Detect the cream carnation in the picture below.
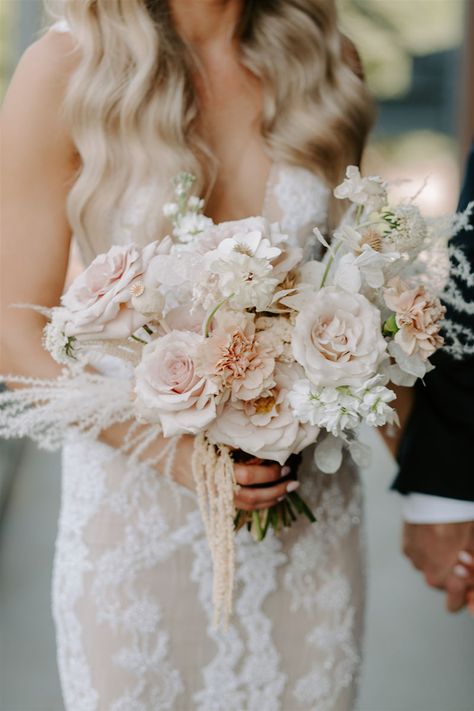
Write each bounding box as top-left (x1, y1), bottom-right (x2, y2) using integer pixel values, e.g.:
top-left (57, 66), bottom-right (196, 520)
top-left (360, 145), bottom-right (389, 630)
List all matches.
top-left (292, 287), bottom-right (387, 387)
top-left (384, 277), bottom-right (445, 360)
top-left (135, 331), bottom-right (217, 436)
top-left (195, 312), bottom-right (280, 400)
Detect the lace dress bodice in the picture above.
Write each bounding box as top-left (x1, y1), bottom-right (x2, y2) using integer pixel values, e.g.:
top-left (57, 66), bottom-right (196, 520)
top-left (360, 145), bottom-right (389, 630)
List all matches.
top-left (103, 162), bottom-right (331, 259)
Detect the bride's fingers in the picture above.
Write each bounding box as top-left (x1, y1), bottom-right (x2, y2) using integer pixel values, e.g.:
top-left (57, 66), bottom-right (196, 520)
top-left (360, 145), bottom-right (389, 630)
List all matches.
top-left (234, 462), bottom-right (282, 486)
top-left (235, 479), bottom-right (299, 510)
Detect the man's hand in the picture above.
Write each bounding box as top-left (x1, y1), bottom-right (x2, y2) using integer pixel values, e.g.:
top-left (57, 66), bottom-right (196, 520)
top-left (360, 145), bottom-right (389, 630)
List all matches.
top-left (402, 521), bottom-right (474, 612)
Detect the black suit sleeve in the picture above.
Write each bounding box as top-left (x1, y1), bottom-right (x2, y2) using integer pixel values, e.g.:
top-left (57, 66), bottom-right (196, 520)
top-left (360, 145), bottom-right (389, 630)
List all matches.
top-left (392, 143), bottom-right (474, 502)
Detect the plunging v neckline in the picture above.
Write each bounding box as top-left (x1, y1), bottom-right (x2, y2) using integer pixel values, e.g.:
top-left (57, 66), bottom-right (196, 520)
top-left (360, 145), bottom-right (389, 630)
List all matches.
top-left (204, 161), bottom-right (276, 225)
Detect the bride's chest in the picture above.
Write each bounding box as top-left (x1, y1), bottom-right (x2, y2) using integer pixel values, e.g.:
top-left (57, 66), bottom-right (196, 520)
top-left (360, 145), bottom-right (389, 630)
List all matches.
top-left (114, 163), bottom-right (331, 260)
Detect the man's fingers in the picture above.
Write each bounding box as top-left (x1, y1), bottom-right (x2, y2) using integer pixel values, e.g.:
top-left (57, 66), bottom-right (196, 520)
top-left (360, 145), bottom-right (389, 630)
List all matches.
top-left (445, 573), bottom-right (468, 613)
top-left (454, 551), bottom-right (474, 585)
top-left (466, 589), bottom-right (474, 616)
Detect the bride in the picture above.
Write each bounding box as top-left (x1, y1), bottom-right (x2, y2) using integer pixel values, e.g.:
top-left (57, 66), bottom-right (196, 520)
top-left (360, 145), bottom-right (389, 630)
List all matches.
top-left (1, 1), bottom-right (375, 709)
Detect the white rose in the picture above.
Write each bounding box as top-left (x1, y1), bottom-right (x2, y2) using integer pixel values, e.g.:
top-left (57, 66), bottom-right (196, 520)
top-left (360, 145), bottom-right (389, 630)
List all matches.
top-left (292, 286), bottom-right (387, 387)
top-left (135, 331), bottom-right (217, 437)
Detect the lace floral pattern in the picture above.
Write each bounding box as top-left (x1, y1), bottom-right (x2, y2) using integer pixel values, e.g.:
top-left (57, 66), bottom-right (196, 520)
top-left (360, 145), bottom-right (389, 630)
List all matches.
top-left (53, 161), bottom-right (365, 711)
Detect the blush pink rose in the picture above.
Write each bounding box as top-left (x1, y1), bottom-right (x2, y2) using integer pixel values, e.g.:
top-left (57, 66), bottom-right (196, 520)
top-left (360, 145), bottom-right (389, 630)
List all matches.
top-left (292, 286), bottom-right (387, 387)
top-left (61, 240), bottom-right (169, 340)
top-left (134, 330), bottom-right (217, 437)
top-left (384, 277), bottom-right (445, 359)
top-left (206, 362), bottom-right (319, 464)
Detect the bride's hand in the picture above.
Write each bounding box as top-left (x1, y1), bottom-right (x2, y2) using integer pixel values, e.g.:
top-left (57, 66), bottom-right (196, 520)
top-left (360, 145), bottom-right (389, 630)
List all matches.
top-left (233, 460), bottom-right (299, 511)
top-left (172, 438), bottom-right (301, 510)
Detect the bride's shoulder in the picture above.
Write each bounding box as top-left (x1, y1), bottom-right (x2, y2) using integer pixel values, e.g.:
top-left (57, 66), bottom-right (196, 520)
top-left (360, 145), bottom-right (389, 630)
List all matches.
top-left (1, 22), bottom-right (80, 164)
top-left (3, 21), bottom-right (80, 109)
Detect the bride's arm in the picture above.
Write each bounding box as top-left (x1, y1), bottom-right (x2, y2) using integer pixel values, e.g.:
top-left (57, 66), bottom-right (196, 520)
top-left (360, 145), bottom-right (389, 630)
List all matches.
top-left (0, 32), bottom-right (200, 488)
top-left (1, 30), bottom-right (76, 381)
top-left (0, 31), bottom-right (291, 508)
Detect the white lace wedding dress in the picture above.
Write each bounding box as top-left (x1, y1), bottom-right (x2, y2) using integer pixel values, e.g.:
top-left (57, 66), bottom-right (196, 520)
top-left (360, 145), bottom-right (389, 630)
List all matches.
top-left (52, 159), bottom-right (366, 711)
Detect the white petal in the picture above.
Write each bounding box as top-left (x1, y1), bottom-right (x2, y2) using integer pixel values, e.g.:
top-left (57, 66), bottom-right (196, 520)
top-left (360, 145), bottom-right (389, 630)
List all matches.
top-left (314, 434), bottom-right (344, 474)
top-left (348, 440), bottom-right (372, 468)
top-left (334, 255), bottom-right (361, 293)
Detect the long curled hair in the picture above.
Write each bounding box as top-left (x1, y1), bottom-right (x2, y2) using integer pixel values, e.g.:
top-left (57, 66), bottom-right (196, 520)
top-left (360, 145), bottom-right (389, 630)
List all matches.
top-left (44, 0), bottom-right (375, 264)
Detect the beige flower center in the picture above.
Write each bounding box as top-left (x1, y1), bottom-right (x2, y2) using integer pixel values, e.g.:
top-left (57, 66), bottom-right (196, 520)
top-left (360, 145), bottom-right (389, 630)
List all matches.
top-left (253, 395), bottom-right (276, 414)
top-left (359, 229), bottom-right (382, 252)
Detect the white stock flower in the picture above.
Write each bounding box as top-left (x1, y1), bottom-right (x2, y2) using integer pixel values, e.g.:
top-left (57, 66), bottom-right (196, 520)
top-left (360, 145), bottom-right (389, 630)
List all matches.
top-left (163, 202), bottom-right (179, 218)
top-left (187, 195), bottom-right (205, 211)
top-left (289, 380), bottom-right (360, 437)
top-left (173, 213), bottom-right (213, 244)
top-left (334, 166), bottom-right (387, 212)
top-left (43, 310), bottom-right (79, 364)
top-left (289, 373), bottom-right (398, 437)
top-left (354, 375), bottom-right (398, 427)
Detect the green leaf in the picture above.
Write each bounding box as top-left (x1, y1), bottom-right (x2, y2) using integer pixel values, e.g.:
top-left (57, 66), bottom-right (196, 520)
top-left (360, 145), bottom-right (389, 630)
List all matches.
top-left (383, 313), bottom-right (399, 337)
top-left (289, 492), bottom-right (317, 523)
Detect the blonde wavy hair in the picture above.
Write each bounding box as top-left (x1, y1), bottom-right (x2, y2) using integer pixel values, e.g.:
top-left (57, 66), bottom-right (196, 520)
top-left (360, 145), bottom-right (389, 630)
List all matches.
top-left (44, 0), bottom-right (375, 264)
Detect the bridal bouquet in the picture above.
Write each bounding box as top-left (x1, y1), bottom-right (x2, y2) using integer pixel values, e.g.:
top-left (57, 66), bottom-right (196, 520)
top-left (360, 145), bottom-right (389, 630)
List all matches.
top-left (1, 169), bottom-right (471, 627)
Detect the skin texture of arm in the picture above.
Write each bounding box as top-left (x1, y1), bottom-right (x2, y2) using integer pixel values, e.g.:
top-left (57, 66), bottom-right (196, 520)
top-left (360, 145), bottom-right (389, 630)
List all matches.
top-left (0, 29), bottom-right (291, 507)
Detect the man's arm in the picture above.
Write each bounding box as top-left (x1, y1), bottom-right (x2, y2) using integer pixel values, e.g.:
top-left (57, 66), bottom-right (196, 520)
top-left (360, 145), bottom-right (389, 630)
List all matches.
top-left (393, 143), bottom-right (474, 611)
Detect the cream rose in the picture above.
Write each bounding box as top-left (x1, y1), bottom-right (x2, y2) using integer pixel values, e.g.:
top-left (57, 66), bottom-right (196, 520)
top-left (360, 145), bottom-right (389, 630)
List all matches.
top-left (134, 330), bottom-right (217, 437)
top-left (61, 241), bottom-right (165, 340)
top-left (206, 363), bottom-right (319, 464)
top-left (292, 287), bottom-right (387, 387)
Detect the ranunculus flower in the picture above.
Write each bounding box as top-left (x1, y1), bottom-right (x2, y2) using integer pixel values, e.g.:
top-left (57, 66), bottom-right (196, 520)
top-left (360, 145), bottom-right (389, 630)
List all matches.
top-left (195, 311), bottom-right (280, 400)
top-left (384, 277), bottom-right (445, 360)
top-left (292, 287), bottom-right (387, 387)
top-left (134, 330), bottom-right (217, 436)
top-left (206, 363), bottom-right (319, 464)
top-left (61, 241), bottom-right (166, 340)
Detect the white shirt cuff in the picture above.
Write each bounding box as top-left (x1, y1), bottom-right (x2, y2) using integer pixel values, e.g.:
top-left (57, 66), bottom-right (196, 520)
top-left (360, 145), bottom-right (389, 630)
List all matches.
top-left (402, 494), bottom-right (474, 524)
